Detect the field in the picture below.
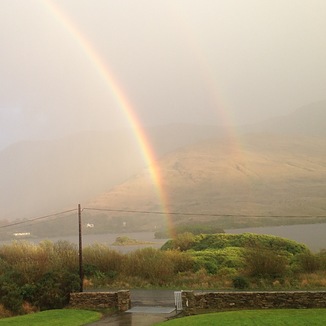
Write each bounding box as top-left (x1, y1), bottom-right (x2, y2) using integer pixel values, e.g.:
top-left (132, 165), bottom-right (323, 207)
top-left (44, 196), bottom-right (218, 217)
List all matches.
top-left (0, 309), bottom-right (101, 325)
top-left (157, 309), bottom-right (326, 325)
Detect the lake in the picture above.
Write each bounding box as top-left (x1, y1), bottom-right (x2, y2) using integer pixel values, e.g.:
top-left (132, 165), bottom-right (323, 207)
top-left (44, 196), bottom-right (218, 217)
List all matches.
top-left (5, 232), bottom-right (168, 254)
top-left (3, 224), bottom-right (326, 252)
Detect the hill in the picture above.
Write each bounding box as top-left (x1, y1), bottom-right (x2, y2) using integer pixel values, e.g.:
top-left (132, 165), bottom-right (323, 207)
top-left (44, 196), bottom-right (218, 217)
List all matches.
top-left (0, 125), bottom-right (222, 220)
top-left (242, 101), bottom-right (326, 137)
top-left (0, 130), bottom-right (143, 219)
top-left (0, 101), bottom-right (325, 222)
top-left (87, 133), bottom-right (326, 231)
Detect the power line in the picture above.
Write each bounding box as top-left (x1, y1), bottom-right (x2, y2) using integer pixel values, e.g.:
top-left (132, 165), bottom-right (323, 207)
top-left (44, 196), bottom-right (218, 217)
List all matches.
top-left (0, 208), bottom-right (77, 230)
top-left (1, 206), bottom-right (325, 231)
top-left (83, 207), bottom-right (326, 219)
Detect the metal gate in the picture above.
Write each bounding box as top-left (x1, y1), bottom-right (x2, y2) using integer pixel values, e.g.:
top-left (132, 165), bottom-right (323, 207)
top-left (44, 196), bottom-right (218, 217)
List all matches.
top-left (174, 291), bottom-right (183, 311)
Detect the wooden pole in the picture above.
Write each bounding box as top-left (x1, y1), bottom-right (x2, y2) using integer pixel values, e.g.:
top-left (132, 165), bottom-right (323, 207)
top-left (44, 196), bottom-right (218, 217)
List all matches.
top-left (78, 204), bottom-right (83, 292)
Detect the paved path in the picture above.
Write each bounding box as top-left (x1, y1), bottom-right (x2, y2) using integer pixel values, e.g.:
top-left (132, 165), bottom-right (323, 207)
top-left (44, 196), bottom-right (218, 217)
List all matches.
top-left (85, 290), bottom-right (180, 326)
top-left (130, 289), bottom-right (176, 307)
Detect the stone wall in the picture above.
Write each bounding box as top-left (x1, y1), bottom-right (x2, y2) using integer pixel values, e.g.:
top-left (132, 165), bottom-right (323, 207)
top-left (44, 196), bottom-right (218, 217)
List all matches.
top-left (181, 291), bottom-right (326, 314)
top-left (69, 290), bottom-right (130, 311)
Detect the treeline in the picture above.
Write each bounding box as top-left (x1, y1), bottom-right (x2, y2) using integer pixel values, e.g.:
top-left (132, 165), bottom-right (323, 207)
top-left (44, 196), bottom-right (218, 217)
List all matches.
top-left (154, 224), bottom-right (225, 238)
top-left (0, 234), bottom-right (326, 317)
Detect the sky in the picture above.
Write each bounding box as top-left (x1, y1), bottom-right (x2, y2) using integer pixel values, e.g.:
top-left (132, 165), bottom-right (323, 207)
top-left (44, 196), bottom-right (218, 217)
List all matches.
top-left (1, 0), bottom-right (326, 150)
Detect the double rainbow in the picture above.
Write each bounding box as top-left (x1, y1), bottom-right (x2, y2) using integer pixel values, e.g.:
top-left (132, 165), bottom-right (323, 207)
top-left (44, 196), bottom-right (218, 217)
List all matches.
top-left (42, 1), bottom-right (174, 235)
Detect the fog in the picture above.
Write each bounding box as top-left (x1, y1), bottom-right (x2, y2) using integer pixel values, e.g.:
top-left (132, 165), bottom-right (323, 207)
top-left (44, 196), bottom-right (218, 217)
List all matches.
top-left (1, 0), bottom-right (326, 150)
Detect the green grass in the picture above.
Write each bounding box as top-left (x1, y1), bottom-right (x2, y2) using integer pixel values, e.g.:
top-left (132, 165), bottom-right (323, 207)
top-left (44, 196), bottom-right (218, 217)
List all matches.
top-left (0, 309), bottom-right (101, 326)
top-left (156, 309), bottom-right (326, 325)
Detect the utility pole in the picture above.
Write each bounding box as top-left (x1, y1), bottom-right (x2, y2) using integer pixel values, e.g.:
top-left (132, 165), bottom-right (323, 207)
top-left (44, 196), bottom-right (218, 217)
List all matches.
top-left (78, 204), bottom-right (83, 292)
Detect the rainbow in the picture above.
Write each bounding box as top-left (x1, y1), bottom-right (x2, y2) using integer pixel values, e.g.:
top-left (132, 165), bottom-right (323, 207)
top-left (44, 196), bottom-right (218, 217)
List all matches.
top-left (168, 2), bottom-right (240, 148)
top-left (41, 0), bottom-right (175, 236)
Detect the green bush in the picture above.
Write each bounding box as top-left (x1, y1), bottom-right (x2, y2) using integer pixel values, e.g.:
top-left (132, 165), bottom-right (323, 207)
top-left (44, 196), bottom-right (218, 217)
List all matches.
top-left (83, 243), bottom-right (124, 276)
top-left (189, 233), bottom-right (308, 255)
top-left (188, 247), bottom-right (245, 275)
top-left (0, 274), bottom-right (23, 314)
top-left (316, 250), bottom-right (326, 270)
top-left (295, 252), bottom-right (320, 273)
top-left (124, 248), bottom-right (174, 284)
top-left (31, 270), bottom-right (80, 310)
top-left (192, 251), bottom-right (219, 274)
top-left (51, 241), bottom-right (79, 273)
top-left (0, 242), bottom-right (49, 283)
top-left (232, 276), bottom-right (249, 289)
top-left (173, 232), bottom-right (196, 251)
top-left (161, 232), bottom-right (196, 251)
top-left (164, 250), bottom-right (195, 273)
top-left (161, 239), bottom-right (174, 250)
top-left (244, 248), bottom-right (288, 279)
top-left (0, 241), bottom-right (80, 312)
top-left (212, 247), bottom-right (245, 269)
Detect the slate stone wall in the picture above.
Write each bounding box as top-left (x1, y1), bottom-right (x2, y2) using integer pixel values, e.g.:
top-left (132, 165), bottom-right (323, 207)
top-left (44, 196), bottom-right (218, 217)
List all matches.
top-left (181, 291), bottom-right (326, 314)
top-left (69, 290), bottom-right (130, 311)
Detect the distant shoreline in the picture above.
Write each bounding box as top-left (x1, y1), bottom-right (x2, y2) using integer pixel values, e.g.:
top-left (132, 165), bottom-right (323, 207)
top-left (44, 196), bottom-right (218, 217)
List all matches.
top-left (1, 224), bottom-right (325, 253)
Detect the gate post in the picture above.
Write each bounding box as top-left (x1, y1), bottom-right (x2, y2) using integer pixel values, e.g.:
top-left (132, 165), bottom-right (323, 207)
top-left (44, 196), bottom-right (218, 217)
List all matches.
top-left (174, 291), bottom-right (183, 311)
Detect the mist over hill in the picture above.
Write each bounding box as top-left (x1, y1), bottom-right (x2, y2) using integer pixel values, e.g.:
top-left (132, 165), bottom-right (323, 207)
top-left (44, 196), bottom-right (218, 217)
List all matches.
top-left (87, 102), bottom-right (326, 230)
top-left (0, 101), bottom-right (325, 222)
top-left (0, 124), bottom-right (222, 220)
top-left (242, 101), bottom-right (326, 137)
top-left (87, 133), bottom-right (326, 229)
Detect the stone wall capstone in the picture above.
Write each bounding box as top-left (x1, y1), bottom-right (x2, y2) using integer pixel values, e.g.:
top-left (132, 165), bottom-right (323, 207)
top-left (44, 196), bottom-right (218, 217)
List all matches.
top-left (69, 290), bottom-right (130, 311)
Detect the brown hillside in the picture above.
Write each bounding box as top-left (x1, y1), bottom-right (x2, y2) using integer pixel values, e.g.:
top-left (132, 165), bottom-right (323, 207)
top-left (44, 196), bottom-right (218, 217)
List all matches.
top-left (87, 133), bottom-right (326, 228)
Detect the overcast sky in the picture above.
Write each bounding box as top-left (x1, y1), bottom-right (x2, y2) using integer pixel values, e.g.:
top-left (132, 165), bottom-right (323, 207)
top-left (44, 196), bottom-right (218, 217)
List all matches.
top-left (1, 0), bottom-right (326, 149)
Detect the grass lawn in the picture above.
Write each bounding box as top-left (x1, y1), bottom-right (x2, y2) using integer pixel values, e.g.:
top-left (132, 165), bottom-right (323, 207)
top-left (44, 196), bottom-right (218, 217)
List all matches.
top-left (0, 309), bottom-right (102, 326)
top-left (156, 309), bottom-right (326, 325)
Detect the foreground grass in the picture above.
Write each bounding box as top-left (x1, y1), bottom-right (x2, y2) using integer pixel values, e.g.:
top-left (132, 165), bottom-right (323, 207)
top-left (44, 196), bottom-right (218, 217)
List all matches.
top-left (157, 309), bottom-right (326, 325)
top-left (0, 309), bottom-right (101, 326)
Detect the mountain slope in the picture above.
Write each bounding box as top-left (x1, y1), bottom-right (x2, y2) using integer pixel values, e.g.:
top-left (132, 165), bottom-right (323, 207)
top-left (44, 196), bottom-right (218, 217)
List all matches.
top-left (88, 133), bottom-right (326, 229)
top-left (0, 125), bottom-right (223, 220)
top-left (1, 101), bottom-right (325, 221)
top-left (242, 100), bottom-right (326, 137)
top-left (0, 130), bottom-right (145, 219)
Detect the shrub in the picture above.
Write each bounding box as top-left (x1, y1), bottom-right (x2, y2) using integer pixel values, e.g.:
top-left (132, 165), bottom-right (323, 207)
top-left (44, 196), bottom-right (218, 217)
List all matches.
top-left (83, 243), bottom-right (124, 276)
top-left (192, 251), bottom-right (219, 274)
top-left (295, 252), bottom-right (320, 273)
top-left (160, 239), bottom-right (174, 250)
top-left (316, 250), bottom-right (326, 270)
top-left (52, 241), bottom-right (79, 272)
top-left (244, 248), bottom-right (288, 279)
top-left (0, 304), bottom-right (14, 318)
top-left (232, 276), bottom-right (249, 289)
top-left (190, 248), bottom-right (245, 274)
top-left (161, 234), bottom-right (196, 251)
top-left (0, 241), bottom-right (49, 283)
top-left (31, 270), bottom-right (80, 310)
top-left (0, 276), bottom-right (23, 314)
top-left (217, 267), bottom-right (237, 278)
top-left (164, 250), bottom-right (195, 273)
top-left (190, 233), bottom-right (308, 254)
top-left (124, 248), bottom-right (174, 284)
top-left (0, 241), bottom-right (81, 313)
top-left (84, 270), bottom-right (108, 288)
top-left (212, 247), bottom-right (245, 269)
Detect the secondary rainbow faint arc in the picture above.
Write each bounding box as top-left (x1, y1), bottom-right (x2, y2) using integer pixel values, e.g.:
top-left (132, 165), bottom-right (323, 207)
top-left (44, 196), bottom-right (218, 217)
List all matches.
top-left (42, 0), bottom-right (175, 236)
